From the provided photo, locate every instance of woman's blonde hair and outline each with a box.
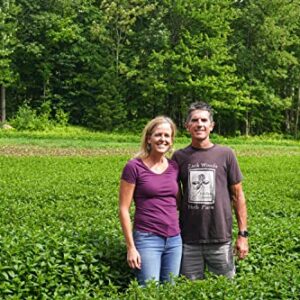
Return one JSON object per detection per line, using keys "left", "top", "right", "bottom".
{"left": 135, "top": 116, "right": 176, "bottom": 159}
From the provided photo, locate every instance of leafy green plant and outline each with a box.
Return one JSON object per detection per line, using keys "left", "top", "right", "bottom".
{"left": 9, "top": 103, "right": 40, "bottom": 130}
{"left": 55, "top": 108, "right": 69, "bottom": 127}
{"left": 0, "top": 137, "right": 299, "bottom": 299}
{"left": 9, "top": 102, "right": 70, "bottom": 131}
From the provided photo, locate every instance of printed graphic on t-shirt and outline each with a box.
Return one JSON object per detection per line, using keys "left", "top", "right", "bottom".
{"left": 188, "top": 168, "right": 215, "bottom": 204}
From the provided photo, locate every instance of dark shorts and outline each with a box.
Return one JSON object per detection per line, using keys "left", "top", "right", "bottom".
{"left": 181, "top": 241, "right": 236, "bottom": 280}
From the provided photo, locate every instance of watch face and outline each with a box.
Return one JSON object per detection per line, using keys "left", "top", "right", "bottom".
{"left": 238, "top": 231, "right": 249, "bottom": 237}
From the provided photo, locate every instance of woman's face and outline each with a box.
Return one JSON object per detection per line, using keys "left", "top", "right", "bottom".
{"left": 148, "top": 123, "right": 173, "bottom": 155}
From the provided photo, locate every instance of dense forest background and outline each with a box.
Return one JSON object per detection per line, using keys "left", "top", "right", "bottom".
{"left": 1, "top": 0, "right": 300, "bottom": 136}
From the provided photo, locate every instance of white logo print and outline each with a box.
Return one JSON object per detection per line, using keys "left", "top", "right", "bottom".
{"left": 188, "top": 168, "right": 215, "bottom": 204}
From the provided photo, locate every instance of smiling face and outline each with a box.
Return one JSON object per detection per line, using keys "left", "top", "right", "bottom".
{"left": 147, "top": 122, "right": 173, "bottom": 155}
{"left": 186, "top": 110, "right": 214, "bottom": 146}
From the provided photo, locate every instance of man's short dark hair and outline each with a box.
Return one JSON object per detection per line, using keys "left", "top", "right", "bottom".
{"left": 186, "top": 102, "right": 214, "bottom": 123}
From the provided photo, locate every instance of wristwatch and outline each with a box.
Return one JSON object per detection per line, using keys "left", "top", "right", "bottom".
{"left": 238, "top": 230, "right": 249, "bottom": 238}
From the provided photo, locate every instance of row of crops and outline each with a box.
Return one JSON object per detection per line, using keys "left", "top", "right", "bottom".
{"left": 0, "top": 149, "right": 299, "bottom": 299}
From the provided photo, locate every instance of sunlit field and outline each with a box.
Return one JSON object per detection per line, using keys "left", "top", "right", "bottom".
{"left": 0, "top": 129, "right": 299, "bottom": 299}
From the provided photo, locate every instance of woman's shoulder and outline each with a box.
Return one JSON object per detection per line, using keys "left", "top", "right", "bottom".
{"left": 167, "top": 158, "right": 179, "bottom": 170}
{"left": 126, "top": 157, "right": 139, "bottom": 164}
{"left": 121, "top": 158, "right": 143, "bottom": 181}
{"left": 124, "top": 158, "right": 142, "bottom": 169}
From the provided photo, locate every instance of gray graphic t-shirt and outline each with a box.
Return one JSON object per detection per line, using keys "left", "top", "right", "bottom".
{"left": 172, "top": 144, "right": 243, "bottom": 243}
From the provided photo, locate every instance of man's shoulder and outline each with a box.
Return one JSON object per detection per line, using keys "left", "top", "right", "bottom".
{"left": 173, "top": 145, "right": 192, "bottom": 157}
{"left": 172, "top": 145, "right": 192, "bottom": 164}
{"left": 213, "top": 144, "right": 235, "bottom": 155}
{"left": 213, "top": 145, "right": 239, "bottom": 166}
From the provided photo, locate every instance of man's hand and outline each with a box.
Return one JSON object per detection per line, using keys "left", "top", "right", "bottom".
{"left": 235, "top": 236, "right": 249, "bottom": 259}
{"left": 231, "top": 182, "right": 249, "bottom": 260}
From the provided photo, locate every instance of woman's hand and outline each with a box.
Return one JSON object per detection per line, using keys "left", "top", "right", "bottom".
{"left": 127, "top": 246, "right": 141, "bottom": 269}
{"left": 119, "top": 180, "right": 140, "bottom": 268}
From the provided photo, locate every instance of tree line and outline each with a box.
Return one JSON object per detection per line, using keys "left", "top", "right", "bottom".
{"left": 1, "top": 0, "right": 300, "bottom": 136}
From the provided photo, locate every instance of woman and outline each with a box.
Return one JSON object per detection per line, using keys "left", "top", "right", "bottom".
{"left": 119, "top": 116, "right": 182, "bottom": 286}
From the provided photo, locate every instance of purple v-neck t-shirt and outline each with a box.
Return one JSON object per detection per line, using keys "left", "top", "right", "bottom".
{"left": 121, "top": 158, "right": 180, "bottom": 237}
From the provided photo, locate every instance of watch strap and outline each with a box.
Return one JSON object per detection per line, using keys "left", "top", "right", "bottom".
{"left": 238, "top": 230, "right": 249, "bottom": 238}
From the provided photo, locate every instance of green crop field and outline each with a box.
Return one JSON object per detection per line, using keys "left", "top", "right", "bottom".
{"left": 0, "top": 129, "right": 299, "bottom": 299}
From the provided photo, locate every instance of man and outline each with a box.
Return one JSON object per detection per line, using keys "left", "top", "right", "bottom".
{"left": 172, "top": 102, "right": 249, "bottom": 280}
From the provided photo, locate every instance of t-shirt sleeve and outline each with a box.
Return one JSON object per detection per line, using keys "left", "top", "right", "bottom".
{"left": 227, "top": 149, "right": 243, "bottom": 185}
{"left": 121, "top": 160, "right": 138, "bottom": 184}
{"left": 168, "top": 158, "right": 179, "bottom": 180}
{"left": 171, "top": 151, "right": 179, "bottom": 164}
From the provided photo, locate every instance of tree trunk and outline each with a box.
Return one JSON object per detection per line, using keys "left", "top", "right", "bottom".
{"left": 285, "top": 110, "right": 290, "bottom": 133}
{"left": 1, "top": 85, "right": 6, "bottom": 123}
{"left": 295, "top": 86, "right": 300, "bottom": 139}
{"left": 245, "top": 111, "right": 249, "bottom": 136}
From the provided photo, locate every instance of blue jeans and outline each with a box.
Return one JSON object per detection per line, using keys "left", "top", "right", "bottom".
{"left": 133, "top": 230, "right": 182, "bottom": 286}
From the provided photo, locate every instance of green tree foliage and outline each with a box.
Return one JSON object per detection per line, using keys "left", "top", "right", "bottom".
{"left": 3, "top": 0, "right": 300, "bottom": 136}
{"left": 231, "top": 0, "right": 300, "bottom": 135}
{"left": 160, "top": 0, "right": 243, "bottom": 131}
{"left": 0, "top": 0, "right": 18, "bottom": 86}
{"left": 11, "top": 0, "right": 83, "bottom": 113}
{"left": 0, "top": 0, "right": 18, "bottom": 122}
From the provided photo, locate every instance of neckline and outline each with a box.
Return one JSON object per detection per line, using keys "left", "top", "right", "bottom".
{"left": 139, "top": 158, "right": 170, "bottom": 175}
{"left": 190, "top": 143, "right": 216, "bottom": 151}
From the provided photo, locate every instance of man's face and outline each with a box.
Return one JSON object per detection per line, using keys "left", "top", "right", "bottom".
{"left": 186, "top": 110, "right": 214, "bottom": 142}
